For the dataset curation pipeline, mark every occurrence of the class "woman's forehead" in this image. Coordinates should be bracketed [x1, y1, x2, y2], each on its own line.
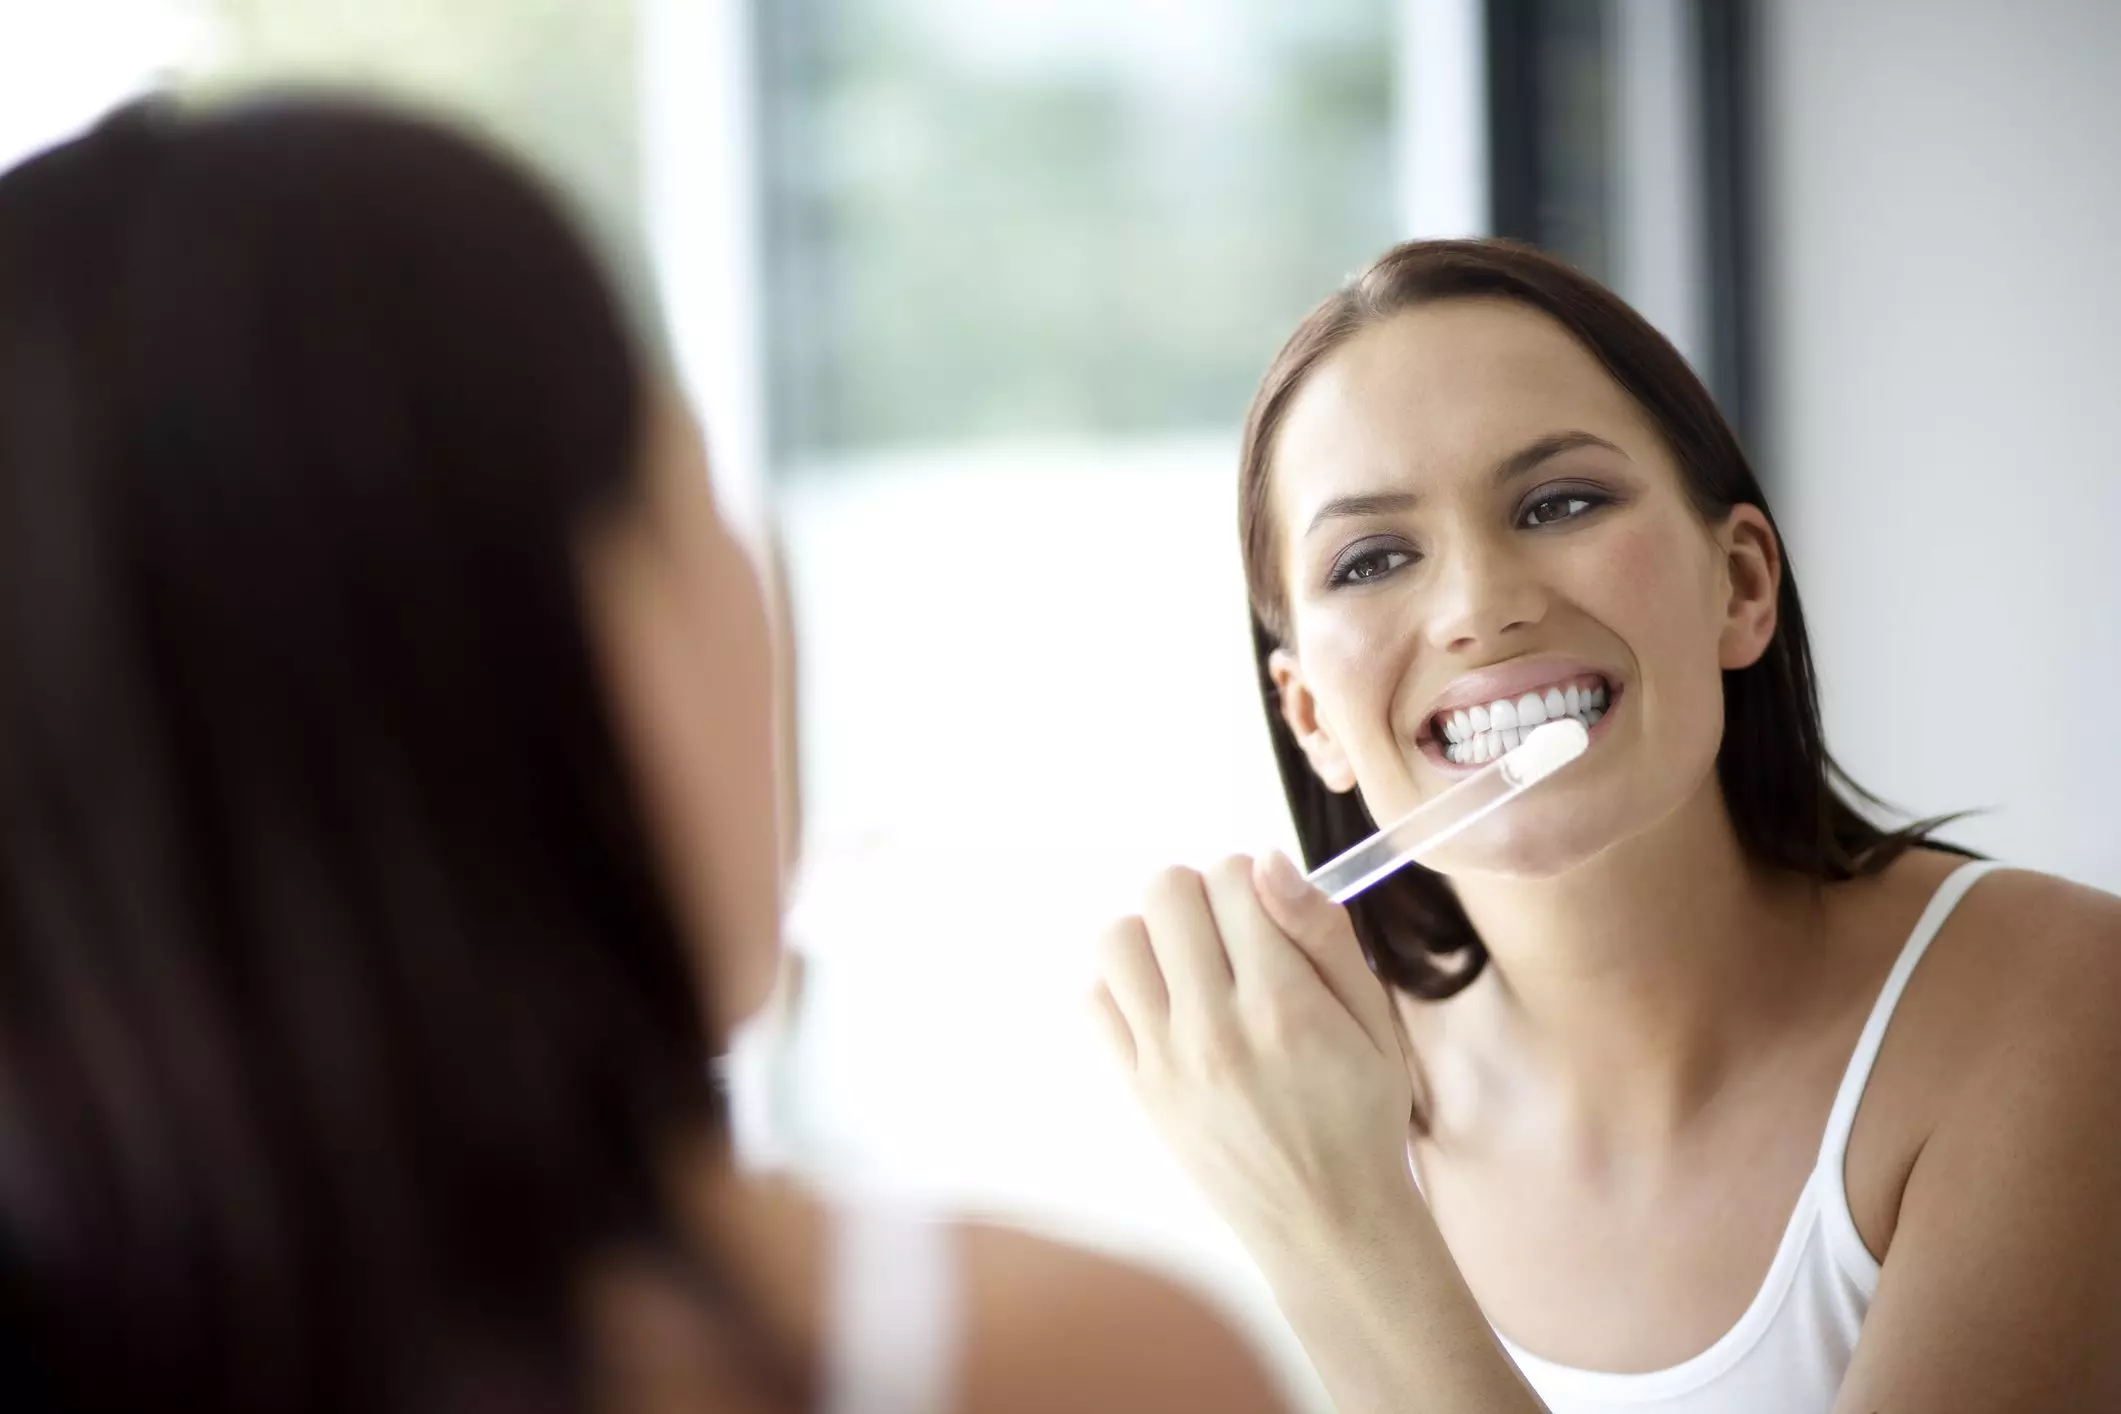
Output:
[1270, 300, 1659, 517]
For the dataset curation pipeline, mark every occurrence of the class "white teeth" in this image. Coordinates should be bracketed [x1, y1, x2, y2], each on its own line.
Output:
[1432, 678, 1614, 767]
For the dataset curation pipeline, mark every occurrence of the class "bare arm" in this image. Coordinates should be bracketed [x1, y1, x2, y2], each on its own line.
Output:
[1239, 1176, 1546, 1414]
[1833, 884, 2121, 1413]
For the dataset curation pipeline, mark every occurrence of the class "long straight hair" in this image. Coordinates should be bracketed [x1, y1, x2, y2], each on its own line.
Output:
[0, 97, 784, 1411]
[1238, 239, 1968, 1000]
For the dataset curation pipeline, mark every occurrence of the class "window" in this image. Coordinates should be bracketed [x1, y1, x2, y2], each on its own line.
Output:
[757, 0, 1398, 461]
[193, 0, 649, 289]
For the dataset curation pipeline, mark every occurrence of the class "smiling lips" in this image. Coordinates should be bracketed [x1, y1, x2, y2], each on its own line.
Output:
[1431, 672, 1611, 765]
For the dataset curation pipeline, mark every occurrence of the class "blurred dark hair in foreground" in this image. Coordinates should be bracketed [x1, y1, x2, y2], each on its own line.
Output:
[0, 94, 780, 1411]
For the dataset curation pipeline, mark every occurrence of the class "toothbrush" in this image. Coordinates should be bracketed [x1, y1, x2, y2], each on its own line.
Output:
[1304, 718, 1591, 904]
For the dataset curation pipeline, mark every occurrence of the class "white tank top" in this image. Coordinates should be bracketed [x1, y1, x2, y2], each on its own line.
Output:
[821, 1198, 960, 1414]
[1502, 859, 2003, 1413]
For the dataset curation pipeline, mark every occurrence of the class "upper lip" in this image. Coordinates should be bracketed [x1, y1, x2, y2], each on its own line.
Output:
[1413, 654, 1616, 740]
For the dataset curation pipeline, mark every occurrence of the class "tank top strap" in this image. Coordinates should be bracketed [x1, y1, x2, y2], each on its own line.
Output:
[1816, 858, 2005, 1174]
[822, 1198, 961, 1414]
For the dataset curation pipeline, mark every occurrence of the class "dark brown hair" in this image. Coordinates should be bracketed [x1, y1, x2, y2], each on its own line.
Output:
[1239, 238, 1966, 1001]
[0, 96, 789, 1411]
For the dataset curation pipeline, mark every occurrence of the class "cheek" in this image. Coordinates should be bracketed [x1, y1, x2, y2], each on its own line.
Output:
[1578, 512, 1700, 622]
[1575, 512, 1726, 682]
[618, 542, 784, 1039]
[692, 549, 783, 1029]
[1292, 601, 1414, 749]
[1570, 511, 1731, 779]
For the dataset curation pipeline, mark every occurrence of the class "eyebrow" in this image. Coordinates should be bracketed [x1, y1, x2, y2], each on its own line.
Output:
[1302, 430, 1624, 536]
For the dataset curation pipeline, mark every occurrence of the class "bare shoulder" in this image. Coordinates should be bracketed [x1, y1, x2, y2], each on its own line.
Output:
[1834, 858, 2121, 1409]
[1929, 858, 2121, 1107]
[1916, 855, 2121, 1040]
[661, 1174, 1289, 1414]
[1858, 849, 2121, 1041]
[1844, 851, 2121, 1250]
[1874, 847, 2121, 1119]
[956, 1221, 1290, 1414]
[1951, 864, 2121, 1085]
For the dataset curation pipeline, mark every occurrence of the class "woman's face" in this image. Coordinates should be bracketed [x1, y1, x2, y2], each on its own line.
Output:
[584, 391, 782, 1037]
[1265, 298, 1779, 878]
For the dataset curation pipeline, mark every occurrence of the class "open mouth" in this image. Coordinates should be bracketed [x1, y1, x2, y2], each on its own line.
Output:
[1421, 672, 1618, 768]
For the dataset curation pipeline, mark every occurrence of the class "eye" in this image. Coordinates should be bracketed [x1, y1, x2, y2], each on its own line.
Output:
[1328, 541, 1415, 587]
[1520, 489, 1609, 528]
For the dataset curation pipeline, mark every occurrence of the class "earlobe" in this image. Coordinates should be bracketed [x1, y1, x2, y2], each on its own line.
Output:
[1267, 646, 1357, 793]
[1717, 506, 1781, 671]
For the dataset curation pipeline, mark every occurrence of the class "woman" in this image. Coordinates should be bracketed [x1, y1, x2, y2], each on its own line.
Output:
[1092, 240, 2121, 1414]
[0, 97, 1290, 1414]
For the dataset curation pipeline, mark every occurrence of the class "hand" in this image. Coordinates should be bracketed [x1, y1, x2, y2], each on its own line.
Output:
[1090, 851, 1418, 1255]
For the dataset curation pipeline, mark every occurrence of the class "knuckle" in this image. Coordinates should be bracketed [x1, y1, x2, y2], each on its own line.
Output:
[1174, 1014, 1250, 1077]
[1092, 918, 1156, 991]
[1203, 854, 1258, 906]
[1237, 989, 1306, 1049]
[1094, 914, 1147, 962]
[1143, 865, 1202, 910]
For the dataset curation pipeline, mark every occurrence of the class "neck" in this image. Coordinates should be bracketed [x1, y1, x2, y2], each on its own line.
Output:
[1436, 784, 1823, 1148]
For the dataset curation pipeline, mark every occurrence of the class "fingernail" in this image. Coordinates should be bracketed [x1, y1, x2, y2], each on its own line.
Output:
[1260, 849, 1312, 903]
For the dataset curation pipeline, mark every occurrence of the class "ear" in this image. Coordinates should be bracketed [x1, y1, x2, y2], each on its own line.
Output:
[1716, 504, 1781, 671]
[1267, 646, 1358, 793]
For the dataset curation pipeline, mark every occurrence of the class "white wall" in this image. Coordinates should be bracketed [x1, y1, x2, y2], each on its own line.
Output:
[0, 1, 203, 172]
[1764, 0, 2121, 891]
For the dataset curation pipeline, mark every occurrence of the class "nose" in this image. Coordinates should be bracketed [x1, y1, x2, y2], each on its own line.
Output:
[1422, 533, 1547, 653]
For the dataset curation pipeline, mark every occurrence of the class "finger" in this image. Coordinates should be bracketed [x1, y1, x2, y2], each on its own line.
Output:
[1138, 866, 1236, 1025]
[1084, 981, 1138, 1071]
[1199, 854, 1325, 998]
[1252, 850, 1400, 1058]
[1093, 914, 1168, 1040]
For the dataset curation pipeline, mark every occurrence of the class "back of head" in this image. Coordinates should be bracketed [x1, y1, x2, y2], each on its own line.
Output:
[0, 96, 731, 1410]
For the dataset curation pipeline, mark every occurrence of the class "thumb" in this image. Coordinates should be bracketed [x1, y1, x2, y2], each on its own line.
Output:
[1253, 850, 1398, 1056]
[1253, 848, 1338, 941]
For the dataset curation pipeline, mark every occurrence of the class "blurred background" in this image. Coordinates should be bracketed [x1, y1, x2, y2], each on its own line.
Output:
[5, 1, 2115, 1406]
